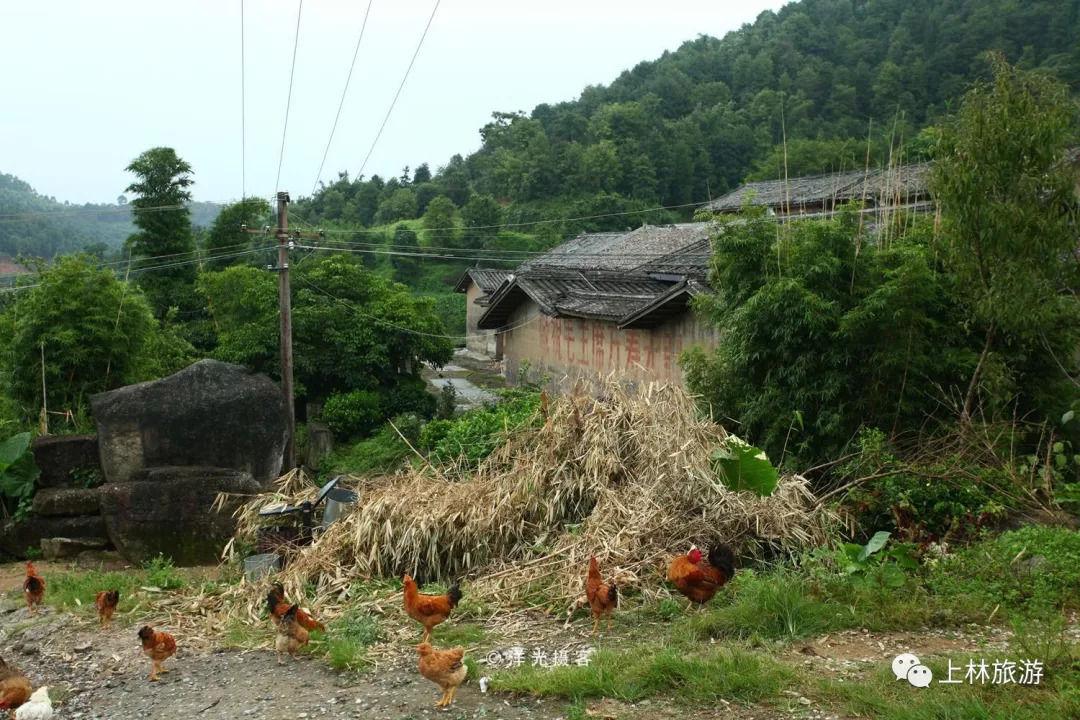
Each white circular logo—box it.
[892,653,921,680]
[907,664,933,688]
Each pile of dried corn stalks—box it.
[183,380,836,637]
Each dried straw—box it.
[186,380,836,637]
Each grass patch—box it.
[492,645,792,704]
[317,611,382,671]
[433,623,486,646]
[813,659,1079,720]
[221,619,268,649]
[324,423,412,475]
[674,570,837,643]
[927,525,1080,618]
[43,555,191,613]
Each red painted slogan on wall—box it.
[533,315,698,381]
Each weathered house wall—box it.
[500,302,718,385]
[464,283,496,356]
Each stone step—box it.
[32,487,101,517]
[40,537,110,561]
[0,515,108,559]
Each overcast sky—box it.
[2,0,787,205]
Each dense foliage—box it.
[687,58,1078,469]
[198,253,453,408]
[0,255,195,424]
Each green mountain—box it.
[0,173,221,261]
[296,0,1079,238]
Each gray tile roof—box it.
[454,267,513,295]
[521,223,711,275]
[704,163,932,214]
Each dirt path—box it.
[0,603,572,720]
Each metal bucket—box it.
[321,497,355,529]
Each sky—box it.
[1,0,788,205]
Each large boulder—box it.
[31,435,102,489]
[90,360,288,485]
[0,515,108,559]
[98,466,260,565]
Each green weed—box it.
[493,645,792,704]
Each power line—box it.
[312,0,375,195]
[290,242,709,264]
[0,202,228,223]
[298,273,542,341]
[0,239,260,280]
[0,246,274,293]
[354,0,440,180]
[275,0,305,193]
[287,199,707,237]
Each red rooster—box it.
[667,544,736,607]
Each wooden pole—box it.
[276,191,296,470]
[39,342,48,436]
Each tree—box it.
[198,255,452,403]
[460,194,502,248]
[124,147,196,316]
[684,210,966,465]
[413,163,432,184]
[204,197,271,271]
[422,196,457,246]
[374,188,418,225]
[1,255,193,420]
[932,55,1079,421]
[391,224,421,281]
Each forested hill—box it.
[0,173,221,260]
[297,0,1079,234]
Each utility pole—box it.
[276,191,296,470]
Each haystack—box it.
[208,380,834,628]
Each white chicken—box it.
[14,686,51,720]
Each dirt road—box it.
[0,602,572,720]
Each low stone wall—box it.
[0,434,111,560]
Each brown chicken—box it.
[667,544,736,606]
[137,626,177,682]
[95,590,120,628]
[22,564,44,616]
[266,583,325,632]
[403,575,462,643]
[417,643,467,709]
[0,657,32,714]
[585,557,618,635]
[274,604,309,665]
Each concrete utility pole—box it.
[276,191,296,470]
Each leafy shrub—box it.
[323,390,382,439]
[143,554,185,590]
[379,377,436,420]
[436,382,458,420]
[842,428,1013,543]
[419,389,541,467]
[928,525,1080,616]
[324,414,421,476]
